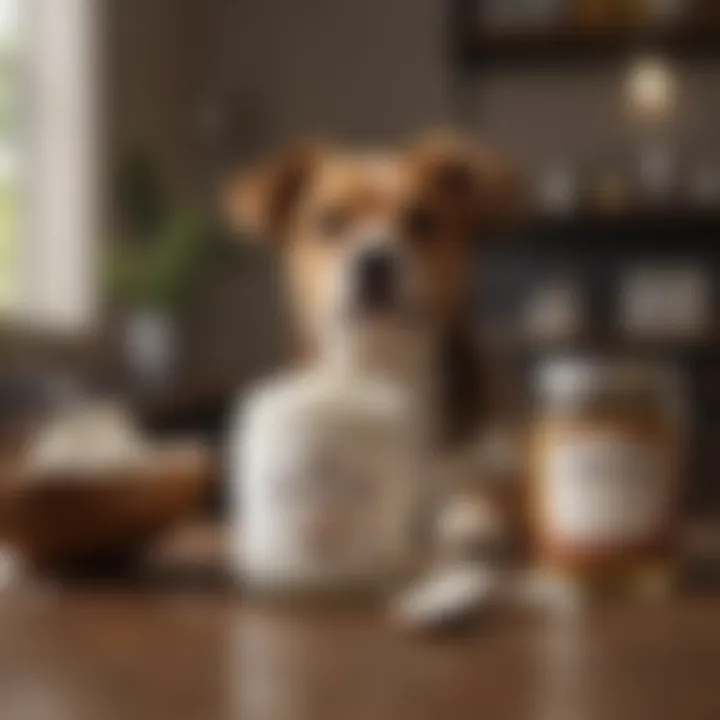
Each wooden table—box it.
[0,525,718,720]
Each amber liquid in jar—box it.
[530,359,683,599]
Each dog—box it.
[225,134,523,625]
[224,134,517,453]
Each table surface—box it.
[0,524,718,720]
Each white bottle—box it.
[229,369,421,597]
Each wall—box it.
[105,0,457,391]
[106,0,720,198]
[105,0,720,391]
[105,0,214,199]
[208,0,451,149]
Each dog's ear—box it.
[222,142,323,243]
[409,133,521,239]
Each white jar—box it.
[229,370,421,597]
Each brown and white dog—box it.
[225,134,517,453]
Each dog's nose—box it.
[356,250,397,311]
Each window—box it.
[1,0,98,332]
[0,0,18,309]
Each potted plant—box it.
[108,152,211,386]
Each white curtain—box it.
[21,0,99,332]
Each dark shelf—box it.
[495,207,720,250]
[461,22,720,67]
[529,207,720,234]
[492,334,720,358]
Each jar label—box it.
[542,435,672,549]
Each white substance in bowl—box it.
[24,403,149,483]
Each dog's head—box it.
[225,134,516,361]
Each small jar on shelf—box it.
[588,156,636,215]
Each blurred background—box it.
[0,4,718,718]
[2,0,720,519]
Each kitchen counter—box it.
[0,523,718,720]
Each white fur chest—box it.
[229,370,423,593]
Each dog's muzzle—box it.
[354,249,397,314]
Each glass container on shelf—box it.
[689,160,720,207]
[587,153,636,214]
[535,162,580,216]
[620,264,712,342]
[592,169,633,214]
[524,274,586,342]
[636,143,679,204]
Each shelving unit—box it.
[511,208,720,246]
[458,20,720,67]
[451,1,720,512]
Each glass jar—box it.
[529,358,684,598]
[230,370,421,600]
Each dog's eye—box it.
[403,206,440,246]
[316,207,349,240]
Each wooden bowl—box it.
[0,443,215,570]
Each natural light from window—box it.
[0,0,99,332]
[0,0,18,309]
